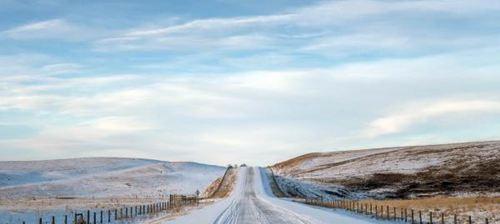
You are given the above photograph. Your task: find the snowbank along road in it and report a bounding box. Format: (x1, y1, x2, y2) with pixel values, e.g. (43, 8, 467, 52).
(167, 167, 383, 224)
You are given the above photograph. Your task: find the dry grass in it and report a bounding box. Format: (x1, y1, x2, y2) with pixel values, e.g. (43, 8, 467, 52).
(267, 168, 286, 198)
(203, 168, 237, 199)
(359, 196, 499, 223)
(0, 196, 170, 211)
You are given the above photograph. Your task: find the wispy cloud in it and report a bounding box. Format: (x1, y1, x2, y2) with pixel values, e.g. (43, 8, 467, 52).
(363, 100, 500, 138)
(2, 19, 100, 41)
(93, 0, 500, 54)
(41, 63, 83, 75)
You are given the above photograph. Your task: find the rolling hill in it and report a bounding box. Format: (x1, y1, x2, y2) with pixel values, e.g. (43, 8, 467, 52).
(0, 157, 225, 199)
(272, 141, 500, 199)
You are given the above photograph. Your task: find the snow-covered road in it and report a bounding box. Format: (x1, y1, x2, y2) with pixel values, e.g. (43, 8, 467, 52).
(213, 167, 311, 224)
(166, 167, 384, 224)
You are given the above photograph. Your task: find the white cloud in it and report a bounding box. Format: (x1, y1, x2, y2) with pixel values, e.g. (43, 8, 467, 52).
(2, 19, 98, 41)
(41, 63, 83, 75)
(363, 100, 500, 138)
(92, 0, 500, 52)
(294, 0, 500, 25)
(124, 14, 291, 37)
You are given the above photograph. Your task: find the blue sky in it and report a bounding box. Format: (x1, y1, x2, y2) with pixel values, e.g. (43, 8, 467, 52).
(1, 0, 500, 165)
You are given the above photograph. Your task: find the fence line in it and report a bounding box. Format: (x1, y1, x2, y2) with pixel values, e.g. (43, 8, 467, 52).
(304, 199, 490, 224)
(9, 194, 199, 224)
(208, 165, 234, 198)
(267, 167, 286, 197)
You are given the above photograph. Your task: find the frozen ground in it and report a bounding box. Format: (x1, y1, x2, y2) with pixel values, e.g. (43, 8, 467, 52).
(164, 167, 393, 224)
(272, 141, 500, 199)
(0, 158, 225, 223)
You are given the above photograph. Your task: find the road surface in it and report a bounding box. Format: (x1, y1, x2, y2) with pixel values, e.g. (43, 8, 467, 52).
(166, 167, 384, 224)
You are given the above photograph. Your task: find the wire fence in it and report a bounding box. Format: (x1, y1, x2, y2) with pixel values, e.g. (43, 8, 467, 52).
(304, 198, 492, 224)
(2, 194, 199, 224)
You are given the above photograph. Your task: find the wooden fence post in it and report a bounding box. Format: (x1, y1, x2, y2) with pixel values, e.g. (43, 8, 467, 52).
(430, 211, 433, 224)
(405, 208, 408, 222)
(39, 218, 42, 224)
(108, 210, 111, 223)
(468, 216, 472, 224)
(419, 210, 423, 224)
(65, 215, 67, 224)
(51, 216, 55, 224)
(454, 214, 457, 224)
(87, 210, 90, 224)
(387, 206, 389, 219)
(114, 209, 117, 220)
(441, 213, 444, 224)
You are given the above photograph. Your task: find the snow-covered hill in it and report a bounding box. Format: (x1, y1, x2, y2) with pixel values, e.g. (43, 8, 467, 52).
(0, 157, 225, 199)
(272, 141, 500, 199)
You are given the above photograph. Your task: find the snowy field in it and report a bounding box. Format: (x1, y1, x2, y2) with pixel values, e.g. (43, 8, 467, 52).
(0, 158, 225, 223)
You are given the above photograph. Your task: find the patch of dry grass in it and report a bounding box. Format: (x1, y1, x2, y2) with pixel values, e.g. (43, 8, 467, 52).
(0, 197, 169, 211)
(203, 168, 237, 199)
(359, 196, 499, 223)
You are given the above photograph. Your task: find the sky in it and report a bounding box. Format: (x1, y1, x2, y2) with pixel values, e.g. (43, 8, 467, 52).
(0, 0, 500, 166)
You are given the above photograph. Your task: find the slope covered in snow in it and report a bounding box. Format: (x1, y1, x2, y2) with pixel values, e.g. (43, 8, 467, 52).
(0, 157, 225, 199)
(272, 141, 500, 199)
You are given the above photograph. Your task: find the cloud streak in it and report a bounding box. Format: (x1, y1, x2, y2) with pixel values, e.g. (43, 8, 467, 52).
(2, 19, 99, 41)
(363, 100, 500, 138)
